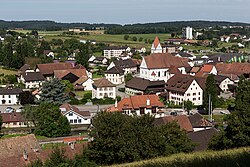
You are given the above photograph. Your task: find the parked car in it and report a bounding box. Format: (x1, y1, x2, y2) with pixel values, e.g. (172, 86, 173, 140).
(5, 107, 15, 113)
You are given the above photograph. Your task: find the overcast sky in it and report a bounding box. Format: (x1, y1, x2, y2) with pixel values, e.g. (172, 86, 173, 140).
(1, 0, 249, 24)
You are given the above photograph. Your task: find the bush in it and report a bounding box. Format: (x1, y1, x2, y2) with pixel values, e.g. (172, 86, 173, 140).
(92, 98, 115, 105)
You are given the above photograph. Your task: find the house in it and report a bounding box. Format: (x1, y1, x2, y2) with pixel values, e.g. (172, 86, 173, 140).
(220, 36, 230, 43)
(105, 66, 124, 85)
(60, 103, 91, 125)
(0, 88, 22, 105)
(151, 36, 163, 53)
(18, 64, 45, 89)
(195, 64, 217, 77)
(153, 115, 194, 132)
(215, 63, 250, 80)
(36, 62, 74, 80)
(188, 113, 213, 132)
(107, 94, 165, 116)
(88, 56, 108, 67)
(173, 52, 196, 60)
(214, 75, 234, 92)
(103, 46, 130, 59)
(54, 68, 93, 91)
(43, 50, 54, 59)
(125, 77, 165, 96)
(92, 78, 116, 99)
(165, 74, 204, 105)
(1, 112, 31, 128)
(189, 66, 201, 76)
(164, 38, 185, 45)
(188, 128, 218, 151)
(140, 53, 190, 82)
(162, 45, 176, 53)
(207, 53, 247, 63)
(107, 59, 137, 74)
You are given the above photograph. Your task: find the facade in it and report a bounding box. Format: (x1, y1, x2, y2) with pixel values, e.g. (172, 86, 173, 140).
(215, 75, 234, 92)
(92, 78, 116, 99)
(105, 66, 124, 85)
(19, 72, 45, 89)
(125, 77, 165, 96)
(107, 94, 165, 116)
(166, 74, 203, 106)
(184, 26, 193, 40)
(0, 88, 22, 105)
(140, 53, 190, 82)
(104, 46, 130, 59)
(60, 103, 91, 125)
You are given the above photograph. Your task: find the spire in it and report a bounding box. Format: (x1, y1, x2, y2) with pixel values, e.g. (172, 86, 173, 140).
(153, 36, 160, 48)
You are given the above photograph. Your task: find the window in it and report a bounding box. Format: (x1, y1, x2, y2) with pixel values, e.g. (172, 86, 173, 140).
(19, 122, 22, 125)
(109, 93, 113, 96)
(74, 119, 77, 123)
(152, 107, 156, 113)
(193, 93, 196, 96)
(187, 93, 190, 96)
(8, 95, 11, 98)
(78, 119, 82, 123)
(193, 98, 196, 101)
(69, 112, 73, 116)
(2, 95, 4, 98)
(198, 92, 200, 95)
(158, 71, 160, 77)
(9, 100, 11, 104)
(99, 93, 103, 96)
(198, 97, 200, 100)
(109, 88, 113, 91)
(70, 119, 73, 123)
(140, 108, 145, 115)
(164, 71, 167, 76)
(13, 122, 17, 125)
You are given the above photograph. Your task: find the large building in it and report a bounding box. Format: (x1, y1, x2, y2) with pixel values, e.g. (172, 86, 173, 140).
(183, 26, 193, 40)
(140, 53, 190, 82)
(103, 46, 130, 59)
(92, 78, 116, 99)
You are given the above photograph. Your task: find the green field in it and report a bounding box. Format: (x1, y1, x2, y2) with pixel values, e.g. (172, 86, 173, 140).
(0, 66, 17, 75)
(13, 30, 171, 48)
(108, 147, 250, 167)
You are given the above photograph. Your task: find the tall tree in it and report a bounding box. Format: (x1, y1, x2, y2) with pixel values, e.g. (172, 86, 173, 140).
(209, 77, 250, 150)
(3, 42, 14, 68)
(76, 43, 91, 69)
(39, 78, 70, 106)
(22, 103, 71, 137)
(203, 75, 218, 112)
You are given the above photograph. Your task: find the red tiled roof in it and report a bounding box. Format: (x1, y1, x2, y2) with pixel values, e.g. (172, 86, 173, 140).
(37, 62, 74, 75)
(215, 63, 250, 76)
(107, 95, 165, 112)
(154, 115, 193, 132)
(1, 112, 25, 123)
(60, 103, 91, 117)
(195, 64, 215, 77)
(93, 78, 115, 88)
(144, 53, 190, 69)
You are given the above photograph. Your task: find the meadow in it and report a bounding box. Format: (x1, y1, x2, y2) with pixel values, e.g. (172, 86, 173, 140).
(108, 147, 250, 167)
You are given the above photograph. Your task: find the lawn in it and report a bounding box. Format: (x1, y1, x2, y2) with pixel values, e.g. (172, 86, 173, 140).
(73, 90, 91, 97)
(0, 66, 17, 75)
(0, 133, 28, 139)
(92, 72, 103, 79)
(203, 114, 227, 123)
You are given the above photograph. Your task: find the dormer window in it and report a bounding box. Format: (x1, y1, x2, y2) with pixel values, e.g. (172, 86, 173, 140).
(69, 112, 73, 116)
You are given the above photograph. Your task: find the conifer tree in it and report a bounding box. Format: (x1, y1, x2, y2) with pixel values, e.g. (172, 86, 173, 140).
(203, 75, 218, 112)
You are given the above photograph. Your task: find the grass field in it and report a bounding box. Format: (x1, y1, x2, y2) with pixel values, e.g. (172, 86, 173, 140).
(0, 66, 17, 75)
(108, 147, 250, 167)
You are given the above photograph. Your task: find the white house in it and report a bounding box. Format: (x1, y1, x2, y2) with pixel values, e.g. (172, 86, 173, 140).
(220, 36, 230, 43)
(88, 56, 108, 66)
(107, 59, 137, 74)
(1, 112, 32, 128)
(173, 52, 196, 60)
(215, 75, 234, 92)
(18, 72, 45, 89)
(151, 36, 163, 53)
(104, 46, 130, 59)
(105, 66, 124, 85)
(60, 103, 91, 125)
(107, 94, 165, 117)
(195, 64, 217, 77)
(166, 74, 204, 106)
(140, 53, 190, 82)
(0, 88, 23, 105)
(92, 78, 116, 99)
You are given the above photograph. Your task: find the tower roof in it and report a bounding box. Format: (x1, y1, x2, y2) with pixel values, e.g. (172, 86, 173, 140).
(153, 36, 160, 48)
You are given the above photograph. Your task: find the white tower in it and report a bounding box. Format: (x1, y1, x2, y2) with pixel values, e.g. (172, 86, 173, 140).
(186, 26, 193, 40)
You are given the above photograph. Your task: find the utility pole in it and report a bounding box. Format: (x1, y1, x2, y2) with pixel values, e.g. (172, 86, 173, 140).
(208, 94, 211, 122)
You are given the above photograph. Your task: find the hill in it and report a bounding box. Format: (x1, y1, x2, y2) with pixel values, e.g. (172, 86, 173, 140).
(0, 20, 249, 33)
(107, 147, 250, 167)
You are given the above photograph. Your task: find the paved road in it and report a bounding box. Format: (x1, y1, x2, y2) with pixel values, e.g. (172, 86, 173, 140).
(116, 83, 129, 98)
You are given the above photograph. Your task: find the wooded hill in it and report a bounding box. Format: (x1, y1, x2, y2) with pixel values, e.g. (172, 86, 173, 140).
(0, 20, 250, 33)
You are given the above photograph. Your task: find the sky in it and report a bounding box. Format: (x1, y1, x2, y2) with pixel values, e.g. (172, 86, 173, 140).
(1, 0, 250, 24)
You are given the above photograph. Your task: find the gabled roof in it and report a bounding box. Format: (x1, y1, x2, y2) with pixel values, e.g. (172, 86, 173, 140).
(174, 52, 194, 58)
(19, 64, 30, 73)
(105, 66, 124, 75)
(1, 112, 25, 123)
(93, 78, 115, 88)
(153, 36, 160, 48)
(188, 113, 212, 128)
(143, 53, 190, 69)
(0, 88, 22, 95)
(169, 66, 181, 75)
(153, 115, 193, 132)
(190, 66, 201, 73)
(195, 64, 215, 77)
(22, 72, 45, 82)
(107, 94, 165, 112)
(166, 74, 196, 94)
(214, 75, 231, 84)
(54, 68, 87, 79)
(188, 128, 218, 151)
(113, 59, 137, 68)
(125, 77, 165, 91)
(60, 103, 91, 117)
(37, 62, 74, 75)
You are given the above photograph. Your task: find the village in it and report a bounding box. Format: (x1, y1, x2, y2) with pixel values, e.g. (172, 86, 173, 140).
(0, 24, 249, 166)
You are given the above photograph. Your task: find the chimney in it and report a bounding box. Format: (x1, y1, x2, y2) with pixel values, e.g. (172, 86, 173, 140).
(115, 99, 118, 108)
(146, 97, 150, 106)
(23, 149, 28, 161)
